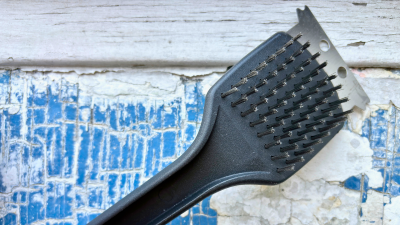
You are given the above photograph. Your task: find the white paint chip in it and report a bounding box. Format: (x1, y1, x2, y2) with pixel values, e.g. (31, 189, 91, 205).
(384, 196, 400, 224)
(7, 105, 19, 115)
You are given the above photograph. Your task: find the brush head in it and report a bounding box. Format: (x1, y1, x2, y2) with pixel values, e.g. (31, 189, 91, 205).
(217, 31, 349, 181)
(203, 6, 369, 184)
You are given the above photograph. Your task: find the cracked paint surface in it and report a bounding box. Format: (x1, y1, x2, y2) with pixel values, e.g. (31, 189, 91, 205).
(0, 68, 399, 224)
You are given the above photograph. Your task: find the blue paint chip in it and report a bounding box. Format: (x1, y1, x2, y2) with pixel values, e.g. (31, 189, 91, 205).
(8, 112, 22, 138)
(48, 87, 62, 124)
(90, 128, 103, 180)
(3, 213, 17, 225)
(369, 109, 388, 149)
(12, 192, 18, 203)
(61, 79, 78, 103)
(109, 135, 121, 170)
(107, 174, 119, 206)
(65, 104, 77, 120)
(26, 188, 45, 224)
(163, 131, 176, 157)
(110, 107, 118, 130)
(75, 193, 85, 208)
(138, 102, 146, 122)
(151, 103, 163, 129)
(344, 175, 362, 191)
(121, 135, 131, 169)
(45, 182, 73, 219)
(64, 124, 75, 178)
(145, 133, 161, 177)
(20, 191, 27, 203)
(34, 108, 46, 124)
(185, 124, 196, 143)
(89, 187, 104, 209)
(76, 125, 90, 187)
(164, 104, 177, 128)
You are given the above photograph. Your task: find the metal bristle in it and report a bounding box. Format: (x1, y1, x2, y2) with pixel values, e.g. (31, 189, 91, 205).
(244, 87, 258, 96)
(277, 165, 295, 173)
(231, 96, 247, 107)
(257, 128, 275, 138)
(321, 105, 340, 114)
(262, 89, 277, 99)
(334, 110, 353, 118)
(292, 85, 305, 93)
(264, 140, 281, 149)
(306, 120, 324, 128)
(271, 152, 289, 161)
(277, 92, 295, 104)
(318, 123, 340, 132)
(259, 109, 278, 118)
(294, 147, 314, 156)
(308, 98, 328, 109)
(221, 87, 238, 98)
(313, 112, 332, 121)
(254, 98, 268, 107)
(311, 131, 330, 140)
(283, 123, 301, 133)
(300, 107, 318, 117)
(326, 117, 347, 125)
(269, 101, 287, 110)
(265, 70, 278, 81)
(328, 75, 337, 81)
(301, 88, 319, 98)
(315, 92, 334, 103)
(232, 77, 248, 88)
(241, 106, 258, 117)
(276, 112, 295, 121)
(246, 71, 258, 79)
(323, 85, 342, 96)
(329, 98, 349, 107)
(291, 115, 309, 124)
(294, 96, 311, 106)
(289, 135, 307, 144)
(280, 144, 298, 152)
(267, 120, 285, 129)
(286, 156, 304, 164)
(274, 131, 292, 141)
(297, 126, 316, 136)
(285, 104, 302, 114)
(303, 139, 323, 148)
(250, 117, 267, 127)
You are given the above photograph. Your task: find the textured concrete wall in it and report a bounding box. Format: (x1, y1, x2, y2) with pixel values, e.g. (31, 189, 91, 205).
(0, 68, 399, 224)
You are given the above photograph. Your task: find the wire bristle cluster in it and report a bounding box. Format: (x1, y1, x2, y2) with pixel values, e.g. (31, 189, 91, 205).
(221, 33, 350, 174)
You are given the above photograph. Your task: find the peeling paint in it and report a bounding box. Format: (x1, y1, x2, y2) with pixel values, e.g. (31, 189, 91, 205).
(0, 67, 400, 224)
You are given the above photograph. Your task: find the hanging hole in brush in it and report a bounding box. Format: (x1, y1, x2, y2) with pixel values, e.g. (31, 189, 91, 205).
(338, 67, 347, 78)
(319, 40, 330, 52)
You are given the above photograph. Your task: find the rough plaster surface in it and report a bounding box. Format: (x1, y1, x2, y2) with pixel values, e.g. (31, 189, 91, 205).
(0, 67, 399, 225)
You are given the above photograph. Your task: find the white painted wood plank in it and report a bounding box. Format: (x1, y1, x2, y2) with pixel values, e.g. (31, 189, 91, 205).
(0, 0, 398, 68)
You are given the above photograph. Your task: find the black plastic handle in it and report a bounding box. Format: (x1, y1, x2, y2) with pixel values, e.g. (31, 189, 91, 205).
(99, 138, 216, 224)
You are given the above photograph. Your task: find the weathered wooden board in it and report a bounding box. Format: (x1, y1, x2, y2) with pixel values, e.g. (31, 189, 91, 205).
(0, 0, 398, 68)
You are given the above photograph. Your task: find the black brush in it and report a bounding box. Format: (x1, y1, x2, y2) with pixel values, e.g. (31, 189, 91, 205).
(90, 6, 369, 225)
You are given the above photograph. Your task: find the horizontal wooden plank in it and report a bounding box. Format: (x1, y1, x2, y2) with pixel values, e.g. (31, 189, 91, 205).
(0, 0, 399, 68)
